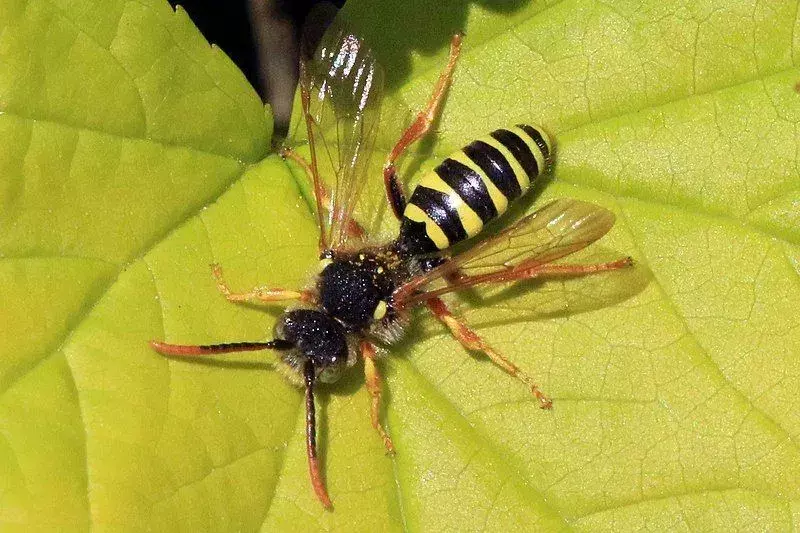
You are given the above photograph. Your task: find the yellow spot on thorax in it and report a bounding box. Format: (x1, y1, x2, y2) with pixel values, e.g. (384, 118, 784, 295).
(373, 300, 387, 320)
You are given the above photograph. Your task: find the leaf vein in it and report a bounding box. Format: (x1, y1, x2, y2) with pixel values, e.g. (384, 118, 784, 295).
(399, 354, 572, 529)
(615, 203, 800, 455)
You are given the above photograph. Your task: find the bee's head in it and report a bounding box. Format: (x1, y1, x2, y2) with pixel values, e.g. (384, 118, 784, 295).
(274, 309, 352, 383)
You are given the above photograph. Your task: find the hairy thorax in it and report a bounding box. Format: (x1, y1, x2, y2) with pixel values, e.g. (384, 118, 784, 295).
(317, 247, 412, 341)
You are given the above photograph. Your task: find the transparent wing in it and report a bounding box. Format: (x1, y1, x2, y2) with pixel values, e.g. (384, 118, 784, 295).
(394, 199, 619, 306)
(300, 22, 384, 251)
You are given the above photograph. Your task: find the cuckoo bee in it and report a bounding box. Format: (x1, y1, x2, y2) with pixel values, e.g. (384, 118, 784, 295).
(150, 25, 633, 509)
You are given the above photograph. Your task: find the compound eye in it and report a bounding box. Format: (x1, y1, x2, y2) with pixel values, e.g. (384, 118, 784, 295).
(373, 300, 388, 321)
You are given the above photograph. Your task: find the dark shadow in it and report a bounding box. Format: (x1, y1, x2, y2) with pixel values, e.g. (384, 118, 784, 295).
(340, 0, 533, 90)
(452, 255, 652, 329)
(175, 0, 534, 134)
(221, 302, 287, 317)
(171, 0, 262, 95)
(324, 359, 370, 396)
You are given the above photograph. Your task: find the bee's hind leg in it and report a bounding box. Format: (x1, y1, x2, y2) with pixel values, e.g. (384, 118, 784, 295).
(426, 296, 552, 409)
(383, 33, 463, 219)
(361, 340, 396, 454)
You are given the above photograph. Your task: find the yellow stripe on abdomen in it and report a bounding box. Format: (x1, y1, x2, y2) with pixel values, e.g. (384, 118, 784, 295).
(403, 203, 450, 250)
(417, 171, 484, 238)
(447, 151, 509, 214)
(398, 124, 553, 256)
(479, 134, 530, 191)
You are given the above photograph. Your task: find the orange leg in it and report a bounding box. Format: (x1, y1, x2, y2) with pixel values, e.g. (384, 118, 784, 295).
(211, 264, 313, 304)
(505, 257, 634, 283)
(361, 341, 396, 454)
(426, 297, 552, 409)
(303, 361, 333, 510)
(383, 33, 463, 219)
(415, 257, 635, 304)
(280, 147, 365, 241)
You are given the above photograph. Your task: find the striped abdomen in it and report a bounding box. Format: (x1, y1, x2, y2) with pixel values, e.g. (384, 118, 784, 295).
(398, 124, 552, 255)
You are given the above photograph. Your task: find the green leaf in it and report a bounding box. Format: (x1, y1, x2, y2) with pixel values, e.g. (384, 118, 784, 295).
(2, 0, 799, 531)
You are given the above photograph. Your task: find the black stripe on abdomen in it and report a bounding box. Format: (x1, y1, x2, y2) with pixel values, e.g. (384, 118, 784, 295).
(491, 128, 539, 178)
(519, 124, 551, 161)
(434, 158, 497, 223)
(463, 140, 521, 200)
(408, 186, 467, 244)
